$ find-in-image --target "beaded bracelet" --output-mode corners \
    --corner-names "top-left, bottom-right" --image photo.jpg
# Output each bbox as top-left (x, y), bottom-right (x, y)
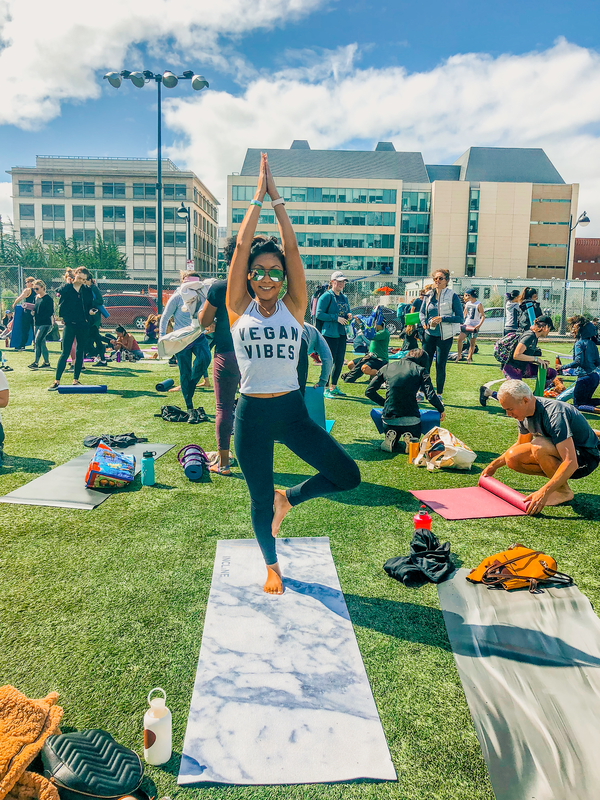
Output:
top-left (250, 199), bottom-right (262, 208)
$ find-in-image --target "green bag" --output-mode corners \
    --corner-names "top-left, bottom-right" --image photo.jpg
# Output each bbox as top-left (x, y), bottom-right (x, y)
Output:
top-left (404, 312), bottom-right (420, 326)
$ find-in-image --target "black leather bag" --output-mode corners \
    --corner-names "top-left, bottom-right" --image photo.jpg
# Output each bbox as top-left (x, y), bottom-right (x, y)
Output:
top-left (41, 729), bottom-right (144, 800)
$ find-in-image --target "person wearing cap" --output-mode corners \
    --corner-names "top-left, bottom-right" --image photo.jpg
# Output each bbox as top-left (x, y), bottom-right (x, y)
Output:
top-left (455, 288), bottom-right (485, 363)
top-left (479, 315), bottom-right (559, 406)
top-left (316, 271), bottom-right (353, 398)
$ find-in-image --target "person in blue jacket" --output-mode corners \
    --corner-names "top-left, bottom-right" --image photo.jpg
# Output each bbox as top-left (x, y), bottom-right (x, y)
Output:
top-left (558, 316), bottom-right (600, 409)
top-left (316, 271), bottom-right (354, 398)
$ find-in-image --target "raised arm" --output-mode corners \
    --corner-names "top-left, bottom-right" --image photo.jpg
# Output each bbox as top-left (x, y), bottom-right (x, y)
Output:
top-left (265, 159), bottom-right (307, 324)
top-left (226, 153), bottom-right (268, 324)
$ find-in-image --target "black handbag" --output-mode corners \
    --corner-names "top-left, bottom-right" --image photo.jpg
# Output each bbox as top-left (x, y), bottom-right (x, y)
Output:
top-left (41, 729), bottom-right (144, 800)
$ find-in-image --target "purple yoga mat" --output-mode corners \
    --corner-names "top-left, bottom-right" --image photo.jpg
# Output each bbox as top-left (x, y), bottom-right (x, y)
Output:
top-left (411, 476), bottom-right (528, 520)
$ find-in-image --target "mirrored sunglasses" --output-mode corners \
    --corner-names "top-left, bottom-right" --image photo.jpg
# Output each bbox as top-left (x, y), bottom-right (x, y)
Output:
top-left (250, 267), bottom-right (284, 282)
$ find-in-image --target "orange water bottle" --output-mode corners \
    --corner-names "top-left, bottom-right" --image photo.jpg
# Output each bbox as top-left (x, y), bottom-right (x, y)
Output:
top-left (413, 505), bottom-right (432, 531)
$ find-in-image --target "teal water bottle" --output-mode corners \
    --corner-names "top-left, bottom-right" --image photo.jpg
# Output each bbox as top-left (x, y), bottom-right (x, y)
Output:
top-left (141, 451), bottom-right (156, 486)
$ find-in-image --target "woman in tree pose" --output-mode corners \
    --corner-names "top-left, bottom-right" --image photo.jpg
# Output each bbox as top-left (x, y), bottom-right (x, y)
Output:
top-left (226, 153), bottom-right (361, 595)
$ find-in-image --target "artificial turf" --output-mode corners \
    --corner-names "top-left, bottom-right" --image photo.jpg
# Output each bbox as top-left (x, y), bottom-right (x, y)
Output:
top-left (1, 339), bottom-right (599, 800)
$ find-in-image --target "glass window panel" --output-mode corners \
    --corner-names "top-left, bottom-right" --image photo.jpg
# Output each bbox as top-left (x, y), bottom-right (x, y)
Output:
top-left (175, 231), bottom-right (186, 247)
top-left (175, 184), bottom-right (187, 198)
top-left (467, 234), bottom-right (478, 255)
top-left (163, 184), bottom-right (174, 199)
top-left (103, 229), bottom-right (115, 243)
top-left (115, 230), bottom-right (126, 246)
top-left (164, 207), bottom-right (175, 222)
top-left (72, 182), bottom-right (83, 197)
top-left (84, 182), bottom-right (95, 197)
top-left (73, 229), bottom-right (84, 242)
top-left (145, 207), bottom-right (155, 222)
top-left (73, 206), bottom-right (83, 220)
top-left (114, 183), bottom-right (125, 198)
top-left (19, 181), bottom-right (34, 196)
top-left (468, 212), bottom-right (478, 233)
top-left (133, 184), bottom-right (144, 198)
top-left (41, 205), bottom-right (53, 221)
top-left (164, 231), bottom-right (174, 246)
top-left (53, 182), bottom-right (64, 197)
top-left (133, 207), bottom-right (144, 222)
top-left (83, 206), bottom-right (94, 221)
top-left (84, 230), bottom-right (95, 244)
top-left (337, 190), bottom-right (346, 203)
top-left (115, 207), bottom-right (125, 221)
top-left (134, 231), bottom-right (145, 246)
top-left (19, 204), bottom-right (34, 219)
top-left (41, 182), bottom-right (52, 197)
top-left (21, 228), bottom-right (35, 241)
top-left (470, 189), bottom-right (480, 211)
top-left (103, 207), bottom-right (114, 221)
top-left (102, 183), bottom-right (114, 198)
top-left (146, 231), bottom-right (155, 247)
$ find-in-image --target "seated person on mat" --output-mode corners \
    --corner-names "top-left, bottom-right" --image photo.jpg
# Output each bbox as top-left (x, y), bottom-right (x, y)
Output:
top-left (144, 314), bottom-right (159, 344)
top-left (399, 324), bottom-right (419, 353)
top-left (557, 316), bottom-right (600, 410)
top-left (343, 322), bottom-right (390, 382)
top-left (480, 315), bottom-right (558, 406)
top-left (482, 379), bottom-right (600, 514)
top-left (297, 322), bottom-right (333, 395)
top-left (351, 326), bottom-right (370, 354)
top-left (110, 326), bottom-right (143, 361)
top-left (0, 367), bottom-right (8, 462)
top-left (365, 348), bottom-right (445, 452)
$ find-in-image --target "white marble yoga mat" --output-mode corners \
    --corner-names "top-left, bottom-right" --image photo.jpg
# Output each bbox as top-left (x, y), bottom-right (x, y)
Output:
top-left (178, 537), bottom-right (397, 786)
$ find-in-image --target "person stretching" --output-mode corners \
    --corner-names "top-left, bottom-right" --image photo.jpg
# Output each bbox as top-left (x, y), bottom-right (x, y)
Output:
top-left (482, 379), bottom-right (600, 513)
top-left (227, 153), bottom-right (361, 595)
top-left (28, 280), bottom-right (54, 370)
top-left (557, 316), bottom-right (600, 410)
top-left (343, 321), bottom-right (390, 382)
top-left (366, 349), bottom-right (444, 452)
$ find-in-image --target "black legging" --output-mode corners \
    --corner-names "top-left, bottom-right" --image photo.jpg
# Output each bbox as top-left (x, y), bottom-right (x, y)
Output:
top-left (87, 325), bottom-right (106, 360)
top-left (56, 322), bottom-right (89, 381)
top-left (323, 335), bottom-right (346, 386)
top-left (234, 391), bottom-right (361, 565)
top-left (423, 333), bottom-right (453, 394)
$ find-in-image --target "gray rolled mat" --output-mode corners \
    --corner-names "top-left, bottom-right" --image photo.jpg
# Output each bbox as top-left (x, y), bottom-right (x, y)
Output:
top-left (178, 537), bottom-right (397, 786)
top-left (0, 443), bottom-right (174, 509)
top-left (438, 568), bottom-right (600, 800)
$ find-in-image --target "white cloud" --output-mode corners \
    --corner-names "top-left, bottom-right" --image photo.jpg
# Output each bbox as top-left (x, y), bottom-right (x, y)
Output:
top-left (0, 0), bottom-right (328, 129)
top-left (164, 38), bottom-right (600, 236)
top-left (0, 183), bottom-right (13, 228)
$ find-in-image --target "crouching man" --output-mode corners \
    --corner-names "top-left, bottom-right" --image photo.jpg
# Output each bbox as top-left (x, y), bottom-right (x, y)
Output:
top-left (482, 379), bottom-right (600, 514)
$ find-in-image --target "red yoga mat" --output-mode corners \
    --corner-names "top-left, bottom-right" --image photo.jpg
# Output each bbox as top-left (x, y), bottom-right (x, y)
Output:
top-left (411, 476), bottom-right (529, 520)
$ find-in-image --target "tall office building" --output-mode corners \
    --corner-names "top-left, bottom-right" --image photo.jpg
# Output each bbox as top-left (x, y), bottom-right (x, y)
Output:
top-left (227, 142), bottom-right (578, 282)
top-left (8, 156), bottom-right (219, 275)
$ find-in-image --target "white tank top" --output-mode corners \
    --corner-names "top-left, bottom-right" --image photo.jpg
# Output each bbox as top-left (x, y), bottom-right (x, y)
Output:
top-left (464, 299), bottom-right (482, 328)
top-left (231, 300), bottom-right (303, 394)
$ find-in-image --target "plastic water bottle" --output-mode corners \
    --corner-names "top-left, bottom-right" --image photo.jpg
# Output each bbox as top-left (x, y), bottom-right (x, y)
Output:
top-left (143, 688), bottom-right (172, 765)
top-left (413, 505), bottom-right (432, 531)
top-left (141, 451), bottom-right (156, 486)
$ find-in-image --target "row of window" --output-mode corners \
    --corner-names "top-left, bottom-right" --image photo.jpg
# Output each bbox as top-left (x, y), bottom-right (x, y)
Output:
top-left (301, 255), bottom-right (394, 272)
top-left (231, 185), bottom-right (398, 204)
top-left (18, 180), bottom-right (192, 201)
top-left (530, 220), bottom-right (569, 225)
top-left (294, 233), bottom-right (395, 249)
top-left (20, 204), bottom-right (216, 235)
top-left (400, 235), bottom-right (429, 256)
top-left (401, 192), bottom-right (431, 213)
top-left (21, 228), bottom-right (197, 250)
top-left (531, 198), bottom-right (570, 203)
top-left (398, 257), bottom-right (429, 277)
top-left (529, 243), bottom-right (567, 248)
top-left (231, 209), bottom-right (397, 227)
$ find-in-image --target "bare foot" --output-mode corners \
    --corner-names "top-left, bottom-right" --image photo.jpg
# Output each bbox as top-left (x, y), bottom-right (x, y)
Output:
top-left (545, 487), bottom-right (575, 506)
top-left (199, 379), bottom-right (211, 388)
top-left (168, 385), bottom-right (181, 392)
top-left (264, 563), bottom-right (283, 595)
top-left (272, 489), bottom-right (292, 538)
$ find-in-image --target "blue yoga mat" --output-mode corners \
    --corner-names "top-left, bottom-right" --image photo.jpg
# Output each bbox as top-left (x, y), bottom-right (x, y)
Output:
top-left (370, 407), bottom-right (440, 435)
top-left (57, 385), bottom-right (107, 394)
top-left (304, 386), bottom-right (334, 433)
top-left (9, 305), bottom-right (34, 348)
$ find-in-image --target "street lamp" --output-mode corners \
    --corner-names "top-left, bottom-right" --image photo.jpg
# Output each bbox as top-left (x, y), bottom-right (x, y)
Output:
top-left (103, 68), bottom-right (209, 312)
top-left (560, 210), bottom-right (590, 333)
top-left (177, 202), bottom-right (192, 265)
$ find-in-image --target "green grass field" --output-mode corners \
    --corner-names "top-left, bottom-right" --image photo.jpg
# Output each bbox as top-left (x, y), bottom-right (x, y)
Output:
top-left (1, 340), bottom-right (599, 800)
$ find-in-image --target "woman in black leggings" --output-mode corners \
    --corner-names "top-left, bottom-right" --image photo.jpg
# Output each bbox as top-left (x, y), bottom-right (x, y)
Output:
top-left (316, 272), bottom-right (353, 398)
top-left (419, 269), bottom-right (463, 399)
top-left (227, 153), bottom-right (360, 596)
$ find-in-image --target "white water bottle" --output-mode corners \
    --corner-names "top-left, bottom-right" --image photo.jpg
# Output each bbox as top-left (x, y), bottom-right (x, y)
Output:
top-left (143, 687), bottom-right (172, 765)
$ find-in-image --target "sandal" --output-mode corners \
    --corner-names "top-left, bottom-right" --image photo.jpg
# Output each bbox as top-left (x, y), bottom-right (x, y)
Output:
top-left (72, 380), bottom-right (82, 386)
top-left (208, 463), bottom-right (231, 476)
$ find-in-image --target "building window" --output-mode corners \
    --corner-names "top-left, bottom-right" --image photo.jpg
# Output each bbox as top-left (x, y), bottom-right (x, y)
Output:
top-left (465, 256), bottom-right (476, 277)
top-left (467, 234), bottom-right (478, 255)
top-left (41, 181), bottom-right (64, 198)
top-left (469, 189), bottom-right (480, 211)
top-left (133, 183), bottom-right (156, 199)
top-left (72, 205), bottom-right (95, 221)
top-left (164, 231), bottom-right (187, 248)
top-left (73, 229), bottom-right (96, 244)
top-left (532, 198), bottom-right (570, 203)
top-left (401, 191), bottom-right (431, 213)
top-left (301, 254), bottom-right (393, 272)
top-left (163, 183), bottom-right (187, 199)
top-left (103, 206), bottom-right (126, 221)
top-left (42, 205), bottom-right (65, 221)
top-left (133, 230), bottom-right (156, 247)
top-left (232, 185), bottom-right (397, 204)
top-left (164, 207), bottom-right (175, 222)
top-left (468, 212), bottom-right (478, 233)
top-left (483, 287), bottom-right (491, 299)
top-left (400, 214), bottom-right (429, 234)
top-left (592, 290), bottom-right (598, 302)
top-left (133, 206), bottom-right (156, 222)
top-left (102, 182), bottom-right (126, 198)
top-left (20, 229), bottom-right (36, 242)
top-left (18, 181), bottom-right (34, 196)
top-left (72, 181), bottom-right (96, 198)
top-left (103, 229), bottom-right (127, 246)
top-left (42, 228), bottom-right (65, 243)
top-left (398, 257), bottom-right (429, 277)
top-left (400, 235), bottom-right (428, 256)
top-left (19, 204), bottom-right (35, 219)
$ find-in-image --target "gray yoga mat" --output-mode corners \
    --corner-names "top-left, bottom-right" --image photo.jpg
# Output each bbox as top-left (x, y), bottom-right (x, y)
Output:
top-left (0, 443), bottom-right (174, 509)
top-left (438, 569), bottom-right (600, 800)
top-left (178, 537), bottom-right (397, 786)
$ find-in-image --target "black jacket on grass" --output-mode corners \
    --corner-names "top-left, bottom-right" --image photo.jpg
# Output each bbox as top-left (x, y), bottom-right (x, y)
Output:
top-left (57, 283), bottom-right (96, 326)
top-left (365, 358), bottom-right (443, 423)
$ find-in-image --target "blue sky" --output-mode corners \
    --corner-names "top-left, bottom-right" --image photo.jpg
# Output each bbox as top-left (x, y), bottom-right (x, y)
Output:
top-left (2, 0), bottom-right (600, 231)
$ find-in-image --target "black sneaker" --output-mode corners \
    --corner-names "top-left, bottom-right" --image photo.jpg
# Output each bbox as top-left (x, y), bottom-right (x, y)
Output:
top-left (187, 408), bottom-right (199, 424)
top-left (196, 406), bottom-right (209, 422)
top-left (27, 363), bottom-right (39, 370)
top-left (41, 362), bottom-right (52, 369)
top-left (479, 385), bottom-right (488, 407)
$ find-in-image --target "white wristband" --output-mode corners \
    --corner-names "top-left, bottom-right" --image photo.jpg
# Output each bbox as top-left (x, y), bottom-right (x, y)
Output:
top-left (271, 198), bottom-right (285, 207)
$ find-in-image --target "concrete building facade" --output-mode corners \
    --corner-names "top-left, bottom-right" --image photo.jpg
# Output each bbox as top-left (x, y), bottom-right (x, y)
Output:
top-left (8, 156), bottom-right (219, 276)
top-left (574, 238), bottom-right (600, 280)
top-left (227, 142), bottom-right (578, 284)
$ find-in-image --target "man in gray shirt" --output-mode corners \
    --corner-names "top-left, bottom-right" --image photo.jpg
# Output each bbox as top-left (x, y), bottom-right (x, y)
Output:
top-left (482, 379), bottom-right (600, 514)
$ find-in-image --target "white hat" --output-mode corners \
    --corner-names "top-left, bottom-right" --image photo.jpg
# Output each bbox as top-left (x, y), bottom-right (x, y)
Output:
top-left (331, 271), bottom-right (347, 282)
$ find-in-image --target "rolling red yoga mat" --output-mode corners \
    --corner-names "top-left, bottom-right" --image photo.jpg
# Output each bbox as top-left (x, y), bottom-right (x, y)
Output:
top-left (411, 475), bottom-right (528, 520)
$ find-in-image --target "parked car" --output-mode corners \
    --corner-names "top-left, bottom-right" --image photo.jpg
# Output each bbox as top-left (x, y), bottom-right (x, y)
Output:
top-left (478, 306), bottom-right (505, 334)
top-left (350, 305), bottom-right (400, 335)
top-left (101, 293), bottom-right (158, 329)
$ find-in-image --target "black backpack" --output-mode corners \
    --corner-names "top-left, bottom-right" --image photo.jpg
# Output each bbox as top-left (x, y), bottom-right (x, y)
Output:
top-left (154, 405), bottom-right (190, 422)
top-left (83, 433), bottom-right (148, 448)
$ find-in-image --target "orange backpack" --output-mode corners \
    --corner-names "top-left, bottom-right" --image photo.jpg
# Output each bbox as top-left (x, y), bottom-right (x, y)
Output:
top-left (467, 544), bottom-right (573, 593)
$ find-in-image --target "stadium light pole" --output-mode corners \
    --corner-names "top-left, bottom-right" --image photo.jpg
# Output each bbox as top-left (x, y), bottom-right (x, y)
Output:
top-left (103, 69), bottom-right (209, 312)
top-left (560, 210), bottom-right (590, 333)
